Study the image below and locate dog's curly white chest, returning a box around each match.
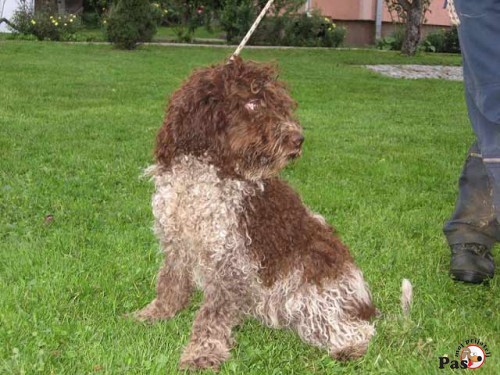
[149,156,258,290]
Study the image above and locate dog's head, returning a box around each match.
[155,57,303,180]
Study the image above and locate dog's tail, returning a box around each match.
[400,278,413,316]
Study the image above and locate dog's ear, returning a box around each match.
[154,117,176,168]
[250,79,263,94]
[154,64,232,167]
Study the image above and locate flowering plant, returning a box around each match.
[30,11,80,41]
[150,2,169,25]
[321,16,346,47]
[11,3,81,41]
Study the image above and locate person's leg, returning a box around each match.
[444,143,497,247]
[445,0,500,282]
[455,0,500,201]
[443,143,496,282]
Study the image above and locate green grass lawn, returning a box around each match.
[0,41,498,374]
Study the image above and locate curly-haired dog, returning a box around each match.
[135,57,377,370]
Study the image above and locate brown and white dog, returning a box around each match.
[135,57,377,370]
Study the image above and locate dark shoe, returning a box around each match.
[450,243,494,283]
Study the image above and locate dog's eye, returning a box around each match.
[245,100,259,111]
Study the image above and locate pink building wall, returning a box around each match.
[312,0,451,26]
[307,0,452,45]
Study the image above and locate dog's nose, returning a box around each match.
[291,134,304,147]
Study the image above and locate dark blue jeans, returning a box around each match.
[443,0,500,247]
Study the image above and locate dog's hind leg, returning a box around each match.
[290,296,375,361]
[260,268,375,361]
[133,259,194,322]
[292,271,376,361]
[179,278,245,371]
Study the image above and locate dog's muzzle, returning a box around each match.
[282,120,304,159]
[288,133,304,159]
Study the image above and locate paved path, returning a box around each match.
[365,65,463,81]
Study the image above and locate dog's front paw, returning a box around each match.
[179,355,222,371]
[130,300,175,322]
[330,343,368,362]
[179,341,230,371]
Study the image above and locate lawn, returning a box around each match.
[0,41,498,374]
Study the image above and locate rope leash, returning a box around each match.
[229,0,275,61]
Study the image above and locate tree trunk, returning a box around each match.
[401,0,423,56]
[57,0,66,14]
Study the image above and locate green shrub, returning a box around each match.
[220,1,345,47]
[322,21,347,47]
[9,0,33,35]
[81,11,102,27]
[422,30,444,53]
[220,0,255,44]
[105,0,157,49]
[151,2,170,25]
[33,12,80,41]
[421,26,460,53]
[376,27,405,51]
[174,26,194,43]
[247,15,284,46]
[283,13,319,46]
[246,11,346,47]
[284,13,346,47]
[81,0,111,27]
[10,2,81,41]
[442,26,460,53]
[163,1,214,42]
